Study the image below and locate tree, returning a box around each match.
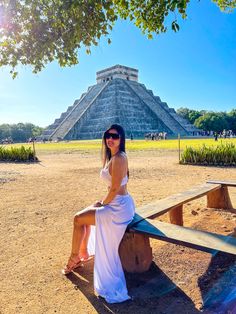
[11,123,26,142]
[194,112,229,132]
[176,107,202,124]
[176,107,190,120]
[0,123,11,139]
[0,0,235,77]
[188,110,202,124]
[0,122,44,142]
[32,125,44,137]
[227,109,236,133]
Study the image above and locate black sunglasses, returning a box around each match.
[104,132,120,140]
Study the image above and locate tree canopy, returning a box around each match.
[0,0,235,77]
[0,123,44,142]
[177,107,236,133]
[194,112,229,132]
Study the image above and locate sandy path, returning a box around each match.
[0,150,236,314]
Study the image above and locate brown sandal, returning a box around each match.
[61,257,82,275]
[80,256,94,264]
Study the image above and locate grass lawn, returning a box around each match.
[3,137,236,154]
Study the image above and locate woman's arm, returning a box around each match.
[101,154,127,205]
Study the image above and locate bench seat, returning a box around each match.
[129,218,236,255]
[130,183,221,227]
[207,180,236,187]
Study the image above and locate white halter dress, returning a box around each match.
[87,164,135,303]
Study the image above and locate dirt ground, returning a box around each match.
[0,149,236,314]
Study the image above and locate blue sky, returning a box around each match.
[0,1,236,127]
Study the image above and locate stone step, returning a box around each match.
[50,82,108,139]
[125,80,188,135]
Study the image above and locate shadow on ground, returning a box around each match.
[198,251,236,314]
[66,262,201,314]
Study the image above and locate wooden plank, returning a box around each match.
[129,183,221,227]
[207,180,236,187]
[130,219,236,255]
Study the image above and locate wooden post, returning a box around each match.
[207,186,234,211]
[32,139,36,161]
[178,133,181,163]
[169,205,183,226]
[119,232,152,273]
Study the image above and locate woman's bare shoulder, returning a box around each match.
[114,151,127,160]
[111,152,127,165]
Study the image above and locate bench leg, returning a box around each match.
[119,232,153,273]
[207,186,234,211]
[169,205,183,226]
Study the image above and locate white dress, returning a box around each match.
[87,166,135,303]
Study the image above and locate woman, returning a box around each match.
[62,124,135,303]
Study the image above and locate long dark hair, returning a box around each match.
[102,124,126,167]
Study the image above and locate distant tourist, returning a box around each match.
[214,132,218,141]
[28,137,36,143]
[1,137,13,144]
[62,124,135,303]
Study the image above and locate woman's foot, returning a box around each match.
[61,256,82,275]
[79,250,93,263]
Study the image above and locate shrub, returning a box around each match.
[180,142,236,166]
[0,146,38,162]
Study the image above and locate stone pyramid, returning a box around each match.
[42,65,197,140]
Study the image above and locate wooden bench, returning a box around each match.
[207,180,236,187]
[119,181,236,273]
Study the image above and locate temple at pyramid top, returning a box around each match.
[41,65,198,140]
[96,65,138,83]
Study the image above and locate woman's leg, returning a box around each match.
[62,208,96,274]
[79,225,91,260]
[70,208,95,258]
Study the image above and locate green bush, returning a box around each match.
[180,142,236,166]
[0,146,38,162]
